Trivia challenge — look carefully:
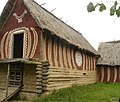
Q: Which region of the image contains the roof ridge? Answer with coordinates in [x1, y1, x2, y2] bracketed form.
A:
[106, 40, 120, 43]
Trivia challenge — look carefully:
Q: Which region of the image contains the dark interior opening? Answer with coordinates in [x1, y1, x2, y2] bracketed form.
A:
[13, 34, 23, 58]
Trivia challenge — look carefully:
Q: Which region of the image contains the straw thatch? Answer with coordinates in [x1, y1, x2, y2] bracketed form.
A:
[0, 0, 97, 55]
[97, 40, 120, 66]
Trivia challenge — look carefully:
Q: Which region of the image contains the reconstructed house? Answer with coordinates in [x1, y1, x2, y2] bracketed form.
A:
[0, 0, 98, 101]
[97, 41, 120, 83]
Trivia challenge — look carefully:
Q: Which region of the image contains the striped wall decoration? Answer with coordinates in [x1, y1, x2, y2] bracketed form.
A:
[0, 27, 38, 59]
[98, 66, 120, 83]
[45, 36, 96, 71]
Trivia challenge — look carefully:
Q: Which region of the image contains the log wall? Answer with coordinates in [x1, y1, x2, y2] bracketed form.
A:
[35, 61, 98, 92]
[97, 65, 120, 83]
[46, 66, 98, 91]
[22, 64, 37, 92]
[0, 64, 7, 89]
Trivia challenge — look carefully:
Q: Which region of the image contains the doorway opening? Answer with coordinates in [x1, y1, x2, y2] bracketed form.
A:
[13, 33, 24, 58]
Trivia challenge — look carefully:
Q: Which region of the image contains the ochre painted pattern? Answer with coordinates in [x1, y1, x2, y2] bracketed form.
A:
[70, 48, 76, 69]
[107, 67, 110, 82]
[48, 37, 53, 66]
[1, 32, 8, 58]
[0, 0, 41, 58]
[67, 46, 72, 69]
[87, 55, 90, 70]
[62, 44, 66, 68]
[85, 54, 88, 70]
[93, 57, 96, 70]
[57, 41, 60, 67]
[66, 46, 70, 68]
[98, 66, 120, 83]
[101, 66, 104, 82]
[82, 53, 85, 70]
[0, 27, 38, 59]
[45, 36, 96, 71]
[54, 40, 58, 67]
[51, 38, 55, 66]
[113, 67, 117, 82]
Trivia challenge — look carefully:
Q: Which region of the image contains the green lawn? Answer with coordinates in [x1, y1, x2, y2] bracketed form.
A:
[33, 83, 120, 102]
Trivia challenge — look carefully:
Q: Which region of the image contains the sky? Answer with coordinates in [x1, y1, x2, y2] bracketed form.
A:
[0, 0, 120, 50]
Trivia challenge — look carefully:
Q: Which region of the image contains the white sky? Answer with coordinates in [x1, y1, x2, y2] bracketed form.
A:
[0, 0, 120, 50]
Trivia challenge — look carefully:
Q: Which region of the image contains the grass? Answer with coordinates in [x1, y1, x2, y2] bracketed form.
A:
[33, 83, 120, 102]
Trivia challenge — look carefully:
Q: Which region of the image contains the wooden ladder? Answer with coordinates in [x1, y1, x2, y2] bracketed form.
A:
[9, 63, 23, 87]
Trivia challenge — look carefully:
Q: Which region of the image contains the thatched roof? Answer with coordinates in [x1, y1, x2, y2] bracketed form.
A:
[97, 40, 120, 66]
[0, 0, 97, 55]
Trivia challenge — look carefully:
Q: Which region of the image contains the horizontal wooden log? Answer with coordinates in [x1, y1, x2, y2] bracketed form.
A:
[48, 74, 96, 78]
[37, 79, 42, 82]
[42, 77, 49, 80]
[42, 73, 49, 76]
[42, 70, 49, 73]
[43, 63, 49, 66]
[41, 60, 49, 63]
[47, 79, 96, 88]
[37, 64, 43, 67]
[36, 82, 42, 86]
[36, 68, 42, 71]
[48, 78, 72, 82]
[42, 80, 48, 84]
[36, 71, 42, 74]
[42, 67, 49, 70]
[36, 86, 42, 89]
[36, 90, 42, 94]
[36, 75, 42, 78]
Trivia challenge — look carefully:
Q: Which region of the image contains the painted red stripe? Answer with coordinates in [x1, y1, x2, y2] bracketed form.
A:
[109, 67, 114, 82]
[103, 66, 107, 82]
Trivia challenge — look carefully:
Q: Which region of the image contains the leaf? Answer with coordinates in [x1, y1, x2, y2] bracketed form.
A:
[99, 3, 106, 12]
[110, 6, 115, 16]
[87, 2, 95, 12]
[116, 7, 120, 17]
[110, 1, 117, 16]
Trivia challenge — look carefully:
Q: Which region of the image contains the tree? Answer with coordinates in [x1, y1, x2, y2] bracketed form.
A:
[87, 1, 120, 17]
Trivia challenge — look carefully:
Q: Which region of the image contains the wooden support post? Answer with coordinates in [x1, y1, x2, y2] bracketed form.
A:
[5, 63, 10, 102]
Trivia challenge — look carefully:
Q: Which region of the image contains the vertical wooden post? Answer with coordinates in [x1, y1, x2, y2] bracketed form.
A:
[5, 63, 10, 101]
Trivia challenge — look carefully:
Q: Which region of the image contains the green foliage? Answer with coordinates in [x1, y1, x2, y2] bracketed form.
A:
[110, 1, 117, 16]
[33, 83, 120, 102]
[99, 3, 106, 12]
[87, 2, 106, 13]
[116, 7, 120, 17]
[87, 2, 95, 12]
[87, 1, 120, 17]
